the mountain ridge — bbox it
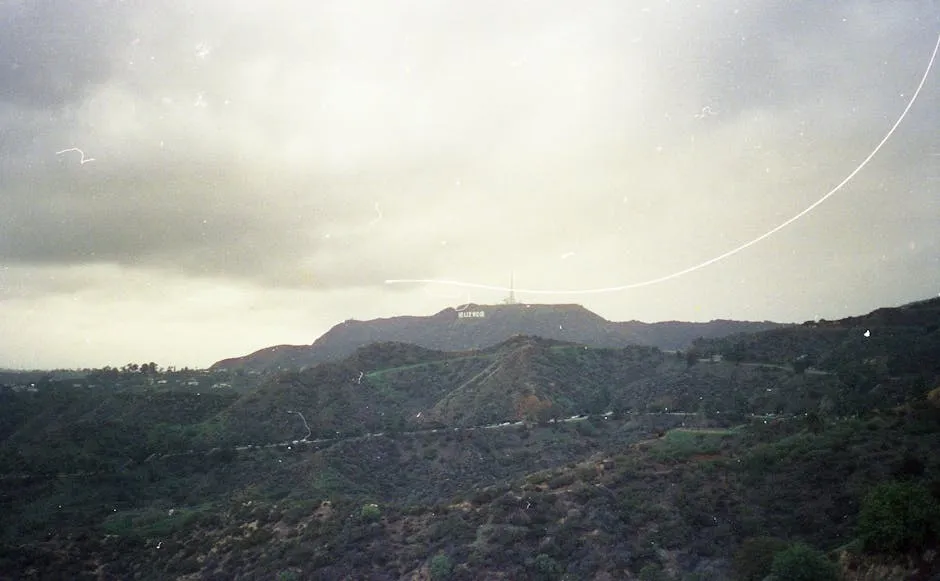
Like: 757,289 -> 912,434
211,303 -> 785,372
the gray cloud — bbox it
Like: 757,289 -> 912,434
0,158 -> 454,289
0,0 -> 136,108
0,0 -> 938,367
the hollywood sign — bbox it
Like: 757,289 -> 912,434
458,310 -> 486,319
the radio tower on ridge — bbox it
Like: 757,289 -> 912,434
504,272 -> 518,305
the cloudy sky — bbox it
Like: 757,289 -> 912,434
1,1 -> 938,369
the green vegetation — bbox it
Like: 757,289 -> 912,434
647,428 -> 736,462
532,553 -> 563,580
769,543 -> 839,581
2,298 -> 940,579
857,480 -> 940,553
102,504 -> 216,539
429,553 -> 453,580
359,502 -> 381,522
732,536 -> 788,581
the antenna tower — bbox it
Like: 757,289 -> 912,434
504,272 -> 518,305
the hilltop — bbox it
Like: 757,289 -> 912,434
211,303 -> 783,373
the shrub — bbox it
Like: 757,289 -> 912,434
576,421 -> 598,437
429,553 -> 453,580
732,536 -> 787,581
858,480 -> 940,553
769,543 -> 838,581
360,503 -> 381,523
532,553 -> 562,580
547,472 -> 576,489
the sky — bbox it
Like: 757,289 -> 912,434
1,1 -> 938,370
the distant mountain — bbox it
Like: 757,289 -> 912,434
211,303 -> 784,372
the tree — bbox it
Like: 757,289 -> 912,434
858,481 -> 940,553
732,536 -> 788,581
359,503 -> 381,523
792,356 -> 812,374
804,411 -> 824,434
724,345 -> 745,364
429,554 -> 453,580
587,385 -> 611,414
531,553 -> 562,581
769,543 -> 838,581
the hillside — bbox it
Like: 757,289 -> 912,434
2,321 -> 931,478
693,296 -> 940,378
4,404 -> 939,579
211,303 -> 784,373
194,335 -> 891,451
2,297 -> 940,579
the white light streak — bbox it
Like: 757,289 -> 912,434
386,31 -> 940,296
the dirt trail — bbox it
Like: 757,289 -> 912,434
451,357 -> 503,393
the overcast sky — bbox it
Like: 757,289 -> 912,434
1,1 -> 938,369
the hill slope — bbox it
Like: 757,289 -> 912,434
693,296 -> 940,378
